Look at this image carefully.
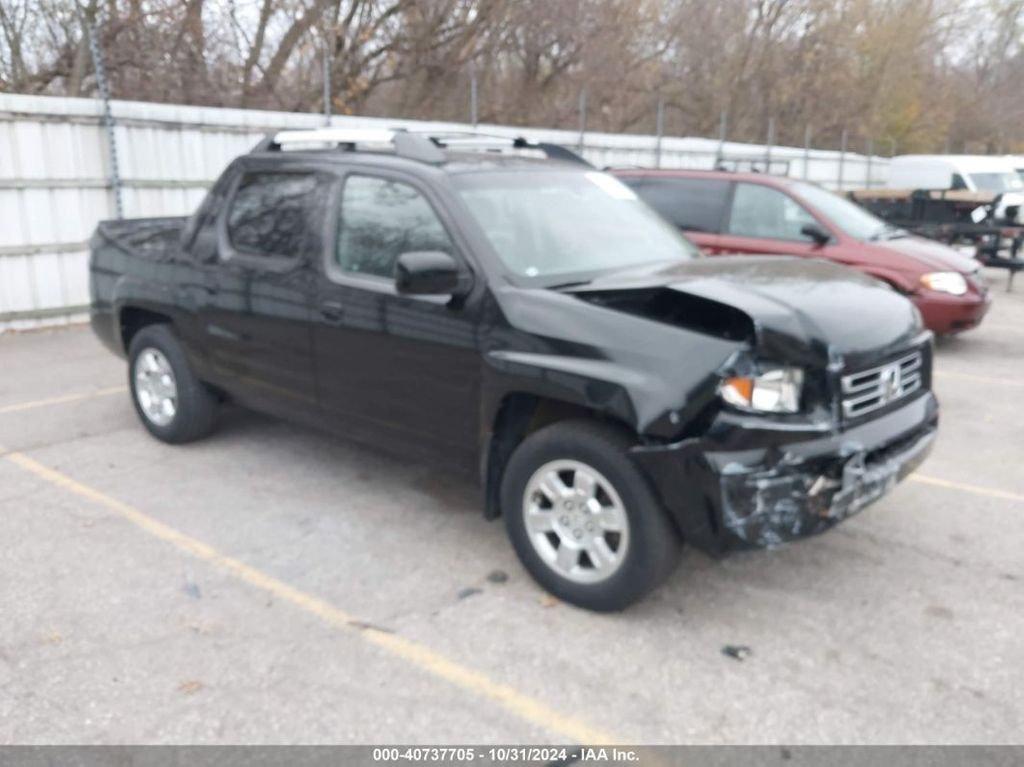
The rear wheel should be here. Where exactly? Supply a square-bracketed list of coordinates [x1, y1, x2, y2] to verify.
[501, 419, 681, 611]
[128, 324, 216, 444]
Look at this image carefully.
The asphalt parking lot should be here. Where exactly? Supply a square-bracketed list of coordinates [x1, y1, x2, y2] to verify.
[2, 269, 1022, 746]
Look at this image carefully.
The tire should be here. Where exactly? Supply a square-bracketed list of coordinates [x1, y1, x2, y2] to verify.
[501, 419, 681, 612]
[127, 324, 217, 444]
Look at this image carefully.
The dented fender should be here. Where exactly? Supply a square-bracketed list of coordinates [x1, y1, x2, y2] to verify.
[482, 286, 746, 439]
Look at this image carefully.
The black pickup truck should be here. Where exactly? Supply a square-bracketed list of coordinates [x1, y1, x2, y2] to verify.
[90, 130, 938, 611]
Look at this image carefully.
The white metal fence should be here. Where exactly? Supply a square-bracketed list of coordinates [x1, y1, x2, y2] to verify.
[0, 92, 889, 330]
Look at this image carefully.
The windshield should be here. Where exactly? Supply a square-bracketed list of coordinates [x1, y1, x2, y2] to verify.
[969, 172, 1024, 193]
[790, 181, 893, 240]
[454, 170, 699, 283]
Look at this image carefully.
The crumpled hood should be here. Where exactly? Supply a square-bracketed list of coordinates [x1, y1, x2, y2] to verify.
[866, 235, 979, 275]
[570, 256, 924, 365]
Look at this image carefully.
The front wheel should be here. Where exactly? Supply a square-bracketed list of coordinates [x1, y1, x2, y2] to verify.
[501, 420, 681, 611]
[128, 324, 217, 444]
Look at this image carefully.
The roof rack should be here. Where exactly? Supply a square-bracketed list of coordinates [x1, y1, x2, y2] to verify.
[251, 128, 590, 167]
[418, 131, 591, 166]
[253, 128, 446, 163]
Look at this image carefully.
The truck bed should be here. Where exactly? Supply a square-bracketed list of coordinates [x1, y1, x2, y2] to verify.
[94, 216, 189, 261]
[89, 216, 192, 357]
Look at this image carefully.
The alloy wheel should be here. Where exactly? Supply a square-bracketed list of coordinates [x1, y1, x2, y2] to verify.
[133, 347, 178, 427]
[522, 459, 630, 584]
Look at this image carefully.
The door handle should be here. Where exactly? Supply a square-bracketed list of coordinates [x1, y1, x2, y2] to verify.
[319, 300, 345, 324]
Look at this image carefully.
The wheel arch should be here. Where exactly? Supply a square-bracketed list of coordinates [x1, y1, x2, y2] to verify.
[481, 391, 637, 520]
[119, 305, 174, 353]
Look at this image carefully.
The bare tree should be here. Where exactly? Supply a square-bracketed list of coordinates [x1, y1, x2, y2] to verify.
[3, 0, 1024, 153]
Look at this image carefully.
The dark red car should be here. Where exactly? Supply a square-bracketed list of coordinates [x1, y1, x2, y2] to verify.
[614, 170, 991, 334]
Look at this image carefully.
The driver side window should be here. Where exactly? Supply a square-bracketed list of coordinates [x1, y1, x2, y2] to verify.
[728, 182, 819, 241]
[336, 175, 454, 279]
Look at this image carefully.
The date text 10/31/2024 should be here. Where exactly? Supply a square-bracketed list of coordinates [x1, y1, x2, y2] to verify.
[372, 747, 641, 762]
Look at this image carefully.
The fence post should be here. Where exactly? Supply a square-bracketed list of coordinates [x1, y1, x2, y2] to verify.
[322, 38, 332, 125]
[865, 137, 873, 189]
[655, 97, 664, 169]
[838, 127, 848, 190]
[889, 137, 896, 157]
[470, 70, 479, 128]
[765, 116, 775, 172]
[86, 19, 123, 219]
[803, 125, 811, 180]
[715, 110, 727, 167]
[577, 88, 587, 152]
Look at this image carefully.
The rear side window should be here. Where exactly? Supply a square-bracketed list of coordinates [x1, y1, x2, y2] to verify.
[727, 182, 818, 241]
[335, 175, 454, 279]
[625, 177, 730, 232]
[226, 171, 322, 262]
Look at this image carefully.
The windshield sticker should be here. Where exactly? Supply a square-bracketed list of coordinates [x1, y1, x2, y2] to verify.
[585, 172, 638, 200]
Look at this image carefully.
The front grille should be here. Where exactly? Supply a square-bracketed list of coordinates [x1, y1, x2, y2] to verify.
[841, 351, 923, 419]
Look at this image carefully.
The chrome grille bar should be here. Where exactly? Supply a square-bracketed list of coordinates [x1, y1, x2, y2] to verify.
[841, 351, 923, 419]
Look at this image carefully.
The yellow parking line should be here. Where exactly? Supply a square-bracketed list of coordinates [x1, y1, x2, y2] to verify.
[934, 370, 1023, 387]
[0, 386, 126, 415]
[2, 450, 620, 746]
[911, 473, 1024, 503]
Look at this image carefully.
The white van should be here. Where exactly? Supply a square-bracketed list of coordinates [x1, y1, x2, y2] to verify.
[887, 155, 1024, 223]
[1005, 155, 1024, 182]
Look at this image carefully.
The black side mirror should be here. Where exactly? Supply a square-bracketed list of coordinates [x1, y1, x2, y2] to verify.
[395, 251, 470, 296]
[801, 223, 831, 246]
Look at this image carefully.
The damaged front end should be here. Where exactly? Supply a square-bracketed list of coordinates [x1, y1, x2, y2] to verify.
[630, 367, 938, 554]
[564, 257, 940, 553]
[715, 420, 935, 548]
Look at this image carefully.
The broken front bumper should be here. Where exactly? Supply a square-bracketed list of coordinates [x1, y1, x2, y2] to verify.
[630, 392, 938, 553]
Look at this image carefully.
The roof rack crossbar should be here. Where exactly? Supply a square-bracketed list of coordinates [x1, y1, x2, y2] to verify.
[274, 128, 397, 146]
[252, 128, 590, 167]
[413, 131, 591, 166]
[393, 131, 448, 164]
[256, 128, 445, 163]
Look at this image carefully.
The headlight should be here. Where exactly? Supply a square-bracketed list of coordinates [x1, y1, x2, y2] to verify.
[920, 272, 968, 296]
[720, 367, 803, 413]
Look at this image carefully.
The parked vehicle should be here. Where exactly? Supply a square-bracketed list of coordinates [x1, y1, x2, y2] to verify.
[90, 130, 938, 611]
[1006, 155, 1024, 183]
[886, 155, 1024, 224]
[848, 186, 1024, 291]
[613, 169, 990, 334]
